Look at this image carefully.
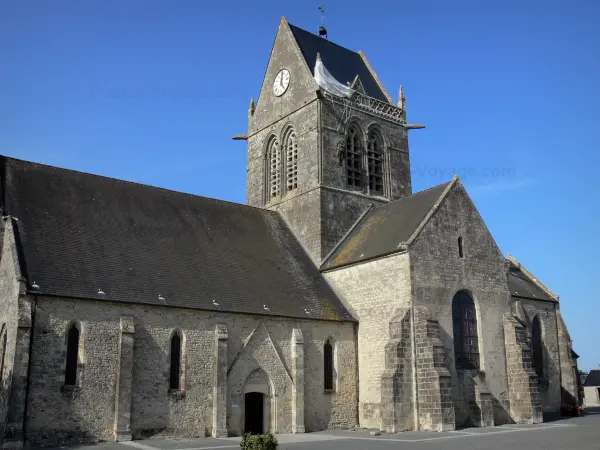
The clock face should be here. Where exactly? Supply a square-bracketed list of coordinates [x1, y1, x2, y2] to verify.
[273, 69, 290, 96]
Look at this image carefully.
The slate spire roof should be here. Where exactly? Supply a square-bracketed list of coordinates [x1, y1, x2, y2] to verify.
[0, 156, 353, 321]
[287, 22, 391, 103]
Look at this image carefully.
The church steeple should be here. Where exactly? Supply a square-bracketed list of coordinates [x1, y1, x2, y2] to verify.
[244, 19, 420, 263]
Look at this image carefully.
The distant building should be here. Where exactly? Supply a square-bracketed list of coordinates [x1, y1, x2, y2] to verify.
[584, 370, 600, 406]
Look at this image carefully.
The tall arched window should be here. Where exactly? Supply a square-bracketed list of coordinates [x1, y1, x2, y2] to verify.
[64, 324, 80, 386]
[170, 332, 182, 390]
[452, 291, 480, 370]
[324, 339, 334, 391]
[367, 130, 384, 194]
[345, 126, 363, 188]
[285, 129, 298, 192]
[532, 316, 544, 380]
[267, 137, 281, 200]
[0, 324, 6, 383]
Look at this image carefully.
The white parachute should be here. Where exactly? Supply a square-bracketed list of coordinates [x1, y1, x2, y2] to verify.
[314, 53, 355, 98]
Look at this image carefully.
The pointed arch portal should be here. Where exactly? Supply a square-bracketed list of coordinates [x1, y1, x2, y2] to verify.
[242, 368, 274, 435]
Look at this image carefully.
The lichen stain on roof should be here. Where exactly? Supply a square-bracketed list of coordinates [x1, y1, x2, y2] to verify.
[332, 213, 386, 266]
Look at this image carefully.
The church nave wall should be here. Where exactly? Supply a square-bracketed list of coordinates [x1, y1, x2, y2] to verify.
[22, 296, 357, 446]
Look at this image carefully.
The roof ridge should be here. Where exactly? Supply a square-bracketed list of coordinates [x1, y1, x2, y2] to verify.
[287, 22, 362, 55]
[1, 154, 269, 214]
[405, 176, 457, 245]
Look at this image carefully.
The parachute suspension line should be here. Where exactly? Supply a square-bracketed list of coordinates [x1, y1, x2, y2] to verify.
[336, 95, 356, 166]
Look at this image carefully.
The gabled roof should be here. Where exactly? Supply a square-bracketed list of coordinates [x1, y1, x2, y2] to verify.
[288, 23, 390, 103]
[507, 255, 557, 302]
[1, 156, 353, 322]
[321, 179, 453, 270]
[584, 369, 600, 387]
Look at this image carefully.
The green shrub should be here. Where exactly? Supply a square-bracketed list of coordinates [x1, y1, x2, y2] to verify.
[240, 432, 278, 450]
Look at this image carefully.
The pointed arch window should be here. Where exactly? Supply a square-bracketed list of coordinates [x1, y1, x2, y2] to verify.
[0, 324, 6, 383]
[452, 291, 480, 370]
[285, 129, 298, 192]
[367, 130, 384, 194]
[324, 339, 334, 391]
[346, 126, 363, 188]
[169, 330, 185, 391]
[532, 316, 544, 380]
[65, 324, 80, 386]
[267, 137, 281, 200]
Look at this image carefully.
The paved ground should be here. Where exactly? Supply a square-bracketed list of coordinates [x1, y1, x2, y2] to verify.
[46, 408, 600, 450]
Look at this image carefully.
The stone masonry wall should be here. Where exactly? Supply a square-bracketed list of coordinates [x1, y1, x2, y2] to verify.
[24, 296, 357, 446]
[409, 180, 513, 426]
[413, 307, 455, 431]
[584, 386, 600, 406]
[323, 253, 412, 429]
[556, 309, 579, 406]
[0, 220, 24, 447]
[380, 308, 413, 433]
[503, 314, 543, 423]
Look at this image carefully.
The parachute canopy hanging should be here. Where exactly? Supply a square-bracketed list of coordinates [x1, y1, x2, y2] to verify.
[314, 53, 355, 99]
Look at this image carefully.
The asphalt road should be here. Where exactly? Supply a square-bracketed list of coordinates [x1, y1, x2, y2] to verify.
[43, 408, 600, 450]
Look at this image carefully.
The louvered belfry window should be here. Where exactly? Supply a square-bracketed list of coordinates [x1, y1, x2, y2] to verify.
[367, 131, 384, 194]
[452, 291, 480, 370]
[285, 129, 298, 192]
[324, 340, 334, 391]
[346, 126, 363, 188]
[268, 137, 281, 199]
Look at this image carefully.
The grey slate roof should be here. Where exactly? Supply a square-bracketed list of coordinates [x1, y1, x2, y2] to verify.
[288, 24, 389, 103]
[321, 181, 451, 270]
[1, 156, 353, 322]
[584, 370, 600, 387]
[507, 260, 556, 302]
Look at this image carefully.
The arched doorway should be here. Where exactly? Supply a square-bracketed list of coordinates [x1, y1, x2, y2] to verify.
[242, 369, 274, 435]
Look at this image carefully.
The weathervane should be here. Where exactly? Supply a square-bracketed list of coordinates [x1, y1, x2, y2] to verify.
[318, 6, 328, 39]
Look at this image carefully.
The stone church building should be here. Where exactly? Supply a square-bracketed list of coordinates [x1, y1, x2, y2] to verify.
[0, 17, 580, 447]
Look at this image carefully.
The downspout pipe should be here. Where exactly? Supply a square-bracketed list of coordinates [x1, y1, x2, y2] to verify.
[21, 294, 37, 444]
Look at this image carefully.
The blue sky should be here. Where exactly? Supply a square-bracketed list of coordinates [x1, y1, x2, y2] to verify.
[1, 1, 599, 370]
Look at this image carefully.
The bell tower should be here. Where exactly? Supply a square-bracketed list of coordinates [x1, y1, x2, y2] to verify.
[240, 18, 424, 265]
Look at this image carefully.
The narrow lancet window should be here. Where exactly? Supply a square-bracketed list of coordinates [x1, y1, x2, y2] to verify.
[324, 339, 334, 391]
[170, 332, 182, 390]
[285, 129, 298, 192]
[458, 236, 464, 258]
[452, 291, 480, 370]
[532, 316, 544, 380]
[64, 324, 80, 386]
[346, 126, 363, 188]
[0, 325, 6, 383]
[367, 131, 384, 194]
